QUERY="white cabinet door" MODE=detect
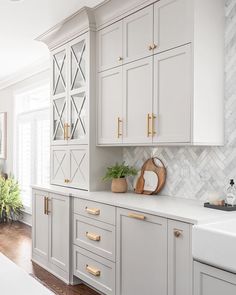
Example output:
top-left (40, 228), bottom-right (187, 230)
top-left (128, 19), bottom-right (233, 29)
top-left (51, 146), bottom-right (69, 186)
top-left (98, 67), bottom-right (123, 144)
top-left (153, 44), bottom-right (191, 143)
top-left (68, 36), bottom-right (89, 144)
top-left (154, 0), bottom-right (192, 53)
top-left (194, 262), bottom-right (236, 295)
top-left (123, 5), bottom-right (153, 64)
top-left (51, 46), bottom-right (68, 145)
top-left (97, 20), bottom-right (123, 72)
top-left (123, 57), bottom-right (153, 144)
top-left (116, 208), bottom-right (167, 295)
top-left (48, 193), bottom-right (70, 272)
top-left (32, 190), bottom-right (49, 261)
top-left (68, 146), bottom-right (89, 190)
top-left (168, 220), bottom-right (192, 295)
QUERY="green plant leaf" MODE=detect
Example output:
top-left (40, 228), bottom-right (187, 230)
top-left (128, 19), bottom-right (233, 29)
top-left (103, 162), bottom-right (137, 181)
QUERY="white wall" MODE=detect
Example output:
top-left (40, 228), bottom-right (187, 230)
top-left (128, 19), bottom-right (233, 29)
top-left (0, 69), bottom-right (50, 175)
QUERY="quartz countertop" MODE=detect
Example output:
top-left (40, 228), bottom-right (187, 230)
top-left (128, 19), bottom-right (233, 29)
top-left (32, 184), bottom-right (236, 225)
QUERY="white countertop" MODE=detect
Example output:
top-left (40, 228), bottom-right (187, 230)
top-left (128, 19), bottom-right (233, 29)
top-left (32, 184), bottom-right (236, 225)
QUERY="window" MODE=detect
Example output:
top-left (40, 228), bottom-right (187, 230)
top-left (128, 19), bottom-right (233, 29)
top-left (14, 83), bottom-right (50, 213)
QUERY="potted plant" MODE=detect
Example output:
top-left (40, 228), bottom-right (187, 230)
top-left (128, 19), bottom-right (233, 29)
top-left (103, 162), bottom-right (137, 193)
top-left (0, 176), bottom-right (23, 223)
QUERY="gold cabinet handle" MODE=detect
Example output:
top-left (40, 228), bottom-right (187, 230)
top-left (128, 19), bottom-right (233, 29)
top-left (86, 232), bottom-right (101, 241)
top-left (152, 43), bottom-right (157, 50)
top-left (85, 207), bottom-right (100, 216)
top-left (117, 117), bottom-right (122, 138)
top-left (64, 179), bottom-right (70, 184)
top-left (152, 114), bottom-right (156, 136)
top-left (44, 197), bottom-right (47, 215)
top-left (64, 123), bottom-right (70, 140)
top-left (86, 265), bottom-right (101, 277)
top-left (148, 44), bottom-right (153, 51)
top-left (118, 56), bottom-right (123, 61)
top-left (147, 113), bottom-right (152, 137)
top-left (128, 213), bottom-right (146, 220)
top-left (174, 229), bottom-right (183, 238)
top-left (46, 197), bottom-right (50, 215)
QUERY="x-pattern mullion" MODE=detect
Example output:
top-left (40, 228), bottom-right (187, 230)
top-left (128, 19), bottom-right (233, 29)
top-left (70, 151), bottom-right (86, 182)
top-left (53, 53), bottom-right (66, 94)
top-left (70, 94), bottom-right (86, 139)
top-left (70, 43), bottom-right (85, 89)
top-left (52, 99), bottom-right (66, 140)
top-left (54, 152), bottom-right (66, 178)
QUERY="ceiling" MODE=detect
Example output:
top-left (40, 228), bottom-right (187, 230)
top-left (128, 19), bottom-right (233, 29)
top-left (0, 0), bottom-right (104, 82)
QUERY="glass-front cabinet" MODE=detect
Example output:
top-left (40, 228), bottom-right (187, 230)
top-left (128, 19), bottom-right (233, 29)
top-left (51, 35), bottom-right (88, 145)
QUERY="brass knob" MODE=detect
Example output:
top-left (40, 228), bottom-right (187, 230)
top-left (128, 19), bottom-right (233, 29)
top-left (118, 56), bottom-right (123, 61)
top-left (148, 44), bottom-right (153, 51)
top-left (174, 230), bottom-right (182, 238)
top-left (152, 43), bottom-right (157, 50)
top-left (64, 179), bottom-right (70, 183)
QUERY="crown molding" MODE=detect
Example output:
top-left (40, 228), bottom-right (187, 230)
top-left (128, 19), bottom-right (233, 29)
top-left (36, 6), bottom-right (96, 50)
top-left (0, 57), bottom-right (49, 91)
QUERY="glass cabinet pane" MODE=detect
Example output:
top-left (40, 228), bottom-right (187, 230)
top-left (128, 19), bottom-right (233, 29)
top-left (69, 92), bottom-right (87, 140)
top-left (70, 40), bottom-right (86, 90)
top-left (53, 50), bottom-right (67, 95)
top-left (52, 96), bottom-right (67, 141)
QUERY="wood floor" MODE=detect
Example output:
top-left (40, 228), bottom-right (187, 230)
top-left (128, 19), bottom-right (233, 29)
top-left (0, 222), bottom-right (99, 295)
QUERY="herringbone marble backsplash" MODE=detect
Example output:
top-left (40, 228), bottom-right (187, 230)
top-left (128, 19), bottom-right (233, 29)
top-left (124, 0), bottom-right (236, 200)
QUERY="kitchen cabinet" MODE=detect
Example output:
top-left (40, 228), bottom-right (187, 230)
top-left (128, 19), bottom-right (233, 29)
top-left (123, 5), bottom-right (153, 64)
top-left (32, 190), bottom-right (49, 262)
top-left (123, 57), bottom-right (153, 144)
top-left (116, 208), bottom-right (168, 295)
top-left (32, 189), bottom-right (70, 283)
top-left (153, 0), bottom-right (192, 53)
top-left (98, 67), bottom-right (123, 144)
top-left (51, 34), bottom-right (88, 146)
top-left (51, 145), bottom-right (89, 190)
top-left (168, 220), bottom-right (192, 295)
top-left (96, 0), bottom-right (224, 146)
top-left (194, 261), bottom-right (236, 295)
top-left (153, 44), bottom-right (191, 143)
top-left (97, 20), bottom-right (123, 72)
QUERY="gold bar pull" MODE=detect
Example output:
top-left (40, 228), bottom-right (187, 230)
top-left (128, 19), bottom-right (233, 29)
top-left (44, 197), bottom-right (47, 215)
top-left (86, 265), bottom-right (101, 277)
top-left (174, 229), bottom-right (183, 238)
top-left (46, 197), bottom-right (50, 215)
top-left (85, 207), bottom-right (101, 216)
top-left (147, 113), bottom-right (152, 137)
top-left (63, 123), bottom-right (67, 140)
top-left (117, 117), bottom-right (122, 138)
top-left (86, 232), bottom-right (101, 241)
top-left (128, 213), bottom-right (146, 220)
top-left (152, 114), bottom-right (156, 136)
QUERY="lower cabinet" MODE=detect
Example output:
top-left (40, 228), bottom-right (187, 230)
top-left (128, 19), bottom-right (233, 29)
top-left (168, 220), bottom-right (192, 295)
top-left (194, 261), bottom-right (236, 295)
top-left (116, 208), bottom-right (168, 295)
top-left (32, 189), bottom-right (70, 283)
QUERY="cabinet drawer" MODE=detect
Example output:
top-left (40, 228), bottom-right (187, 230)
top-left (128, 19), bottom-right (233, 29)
top-left (73, 214), bottom-right (115, 261)
top-left (73, 198), bottom-right (116, 225)
top-left (73, 246), bottom-right (115, 295)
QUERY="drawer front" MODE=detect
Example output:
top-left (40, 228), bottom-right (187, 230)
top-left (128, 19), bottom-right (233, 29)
top-left (73, 198), bottom-right (116, 225)
top-left (73, 214), bottom-right (115, 261)
top-left (73, 246), bottom-right (115, 295)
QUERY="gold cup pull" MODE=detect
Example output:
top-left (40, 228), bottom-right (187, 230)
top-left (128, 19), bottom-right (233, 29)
top-left (147, 113), bottom-right (152, 137)
top-left (86, 265), bottom-right (101, 277)
top-left (85, 207), bottom-right (101, 216)
top-left (152, 114), bottom-right (156, 136)
top-left (174, 229), bottom-right (183, 238)
top-left (86, 232), bottom-right (101, 241)
top-left (117, 117), bottom-right (122, 138)
top-left (128, 212), bottom-right (146, 220)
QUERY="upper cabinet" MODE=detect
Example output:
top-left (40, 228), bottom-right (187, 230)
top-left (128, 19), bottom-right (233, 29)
top-left (51, 35), bottom-right (89, 146)
top-left (97, 0), bottom-right (224, 146)
top-left (97, 20), bottom-right (123, 72)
